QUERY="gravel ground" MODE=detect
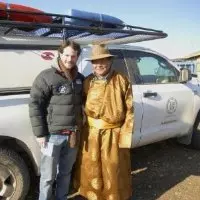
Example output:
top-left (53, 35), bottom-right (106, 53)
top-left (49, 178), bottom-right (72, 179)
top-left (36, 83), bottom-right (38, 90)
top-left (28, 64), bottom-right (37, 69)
top-left (27, 140), bottom-right (200, 200)
top-left (131, 140), bottom-right (200, 200)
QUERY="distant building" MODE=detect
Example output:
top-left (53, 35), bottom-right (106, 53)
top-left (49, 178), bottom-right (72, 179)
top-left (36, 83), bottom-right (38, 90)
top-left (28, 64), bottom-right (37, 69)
top-left (184, 51), bottom-right (200, 73)
top-left (172, 51), bottom-right (200, 79)
top-left (184, 51), bottom-right (200, 60)
top-left (172, 59), bottom-right (196, 73)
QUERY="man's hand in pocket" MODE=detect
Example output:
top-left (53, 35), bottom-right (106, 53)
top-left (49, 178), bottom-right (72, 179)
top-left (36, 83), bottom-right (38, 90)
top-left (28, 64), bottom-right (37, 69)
top-left (36, 137), bottom-right (47, 148)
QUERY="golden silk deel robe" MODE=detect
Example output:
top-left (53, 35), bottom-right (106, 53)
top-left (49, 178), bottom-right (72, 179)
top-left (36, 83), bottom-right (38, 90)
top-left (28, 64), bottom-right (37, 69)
top-left (74, 71), bottom-right (134, 200)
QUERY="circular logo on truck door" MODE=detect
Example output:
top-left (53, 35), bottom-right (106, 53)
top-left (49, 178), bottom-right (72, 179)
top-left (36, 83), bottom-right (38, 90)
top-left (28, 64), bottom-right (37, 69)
top-left (166, 97), bottom-right (178, 114)
top-left (41, 52), bottom-right (55, 60)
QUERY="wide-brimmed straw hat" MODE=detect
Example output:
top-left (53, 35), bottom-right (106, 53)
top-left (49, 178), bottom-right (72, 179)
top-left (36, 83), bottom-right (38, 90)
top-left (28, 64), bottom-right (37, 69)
top-left (86, 44), bottom-right (115, 61)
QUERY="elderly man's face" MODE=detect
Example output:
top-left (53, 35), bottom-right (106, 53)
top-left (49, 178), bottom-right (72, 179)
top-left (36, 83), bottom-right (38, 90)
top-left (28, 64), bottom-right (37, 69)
top-left (92, 57), bottom-right (112, 76)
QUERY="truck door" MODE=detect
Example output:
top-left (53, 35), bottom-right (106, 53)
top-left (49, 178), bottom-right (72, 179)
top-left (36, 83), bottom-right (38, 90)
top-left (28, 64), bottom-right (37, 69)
top-left (123, 50), bottom-right (194, 147)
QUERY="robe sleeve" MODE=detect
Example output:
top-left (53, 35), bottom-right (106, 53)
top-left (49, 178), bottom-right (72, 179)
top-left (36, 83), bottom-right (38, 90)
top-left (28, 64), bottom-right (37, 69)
top-left (82, 75), bottom-right (93, 125)
top-left (119, 82), bottom-right (134, 148)
top-left (83, 74), bottom-right (94, 103)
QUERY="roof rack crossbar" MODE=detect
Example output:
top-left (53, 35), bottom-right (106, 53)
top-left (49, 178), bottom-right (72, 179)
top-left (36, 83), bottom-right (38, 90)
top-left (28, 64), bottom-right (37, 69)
top-left (0, 8), bottom-right (166, 33)
top-left (126, 25), bottom-right (163, 33)
top-left (3, 27), bottom-right (14, 35)
top-left (0, 20), bottom-right (167, 36)
top-left (0, 8), bottom-right (168, 44)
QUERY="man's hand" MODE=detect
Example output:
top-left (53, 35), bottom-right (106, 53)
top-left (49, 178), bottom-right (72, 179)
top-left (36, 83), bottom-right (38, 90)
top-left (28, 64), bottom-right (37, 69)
top-left (36, 137), bottom-right (47, 148)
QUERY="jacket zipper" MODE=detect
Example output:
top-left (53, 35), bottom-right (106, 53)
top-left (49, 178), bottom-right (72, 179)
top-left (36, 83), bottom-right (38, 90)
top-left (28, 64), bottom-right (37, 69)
top-left (72, 81), bottom-right (76, 128)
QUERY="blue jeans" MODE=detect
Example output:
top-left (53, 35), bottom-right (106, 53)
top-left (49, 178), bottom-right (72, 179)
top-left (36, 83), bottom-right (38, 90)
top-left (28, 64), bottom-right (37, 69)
top-left (39, 135), bottom-right (78, 200)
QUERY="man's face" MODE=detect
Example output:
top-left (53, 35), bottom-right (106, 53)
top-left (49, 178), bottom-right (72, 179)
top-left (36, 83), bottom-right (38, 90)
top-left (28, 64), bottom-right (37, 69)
top-left (92, 57), bottom-right (112, 76)
top-left (60, 46), bottom-right (79, 70)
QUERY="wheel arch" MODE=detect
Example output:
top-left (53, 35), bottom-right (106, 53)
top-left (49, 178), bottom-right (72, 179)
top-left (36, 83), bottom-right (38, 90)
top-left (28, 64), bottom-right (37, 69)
top-left (177, 109), bottom-right (200, 146)
top-left (0, 136), bottom-right (39, 176)
top-left (193, 109), bottom-right (200, 129)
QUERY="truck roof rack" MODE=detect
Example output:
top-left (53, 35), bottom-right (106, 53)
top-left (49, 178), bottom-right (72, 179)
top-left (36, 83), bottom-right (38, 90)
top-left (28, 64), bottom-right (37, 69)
top-left (0, 9), bottom-right (167, 45)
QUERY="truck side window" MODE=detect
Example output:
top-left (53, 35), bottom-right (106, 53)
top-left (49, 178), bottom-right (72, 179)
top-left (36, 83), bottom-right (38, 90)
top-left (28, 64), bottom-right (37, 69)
top-left (123, 50), bottom-right (179, 85)
top-left (109, 49), bottom-right (128, 77)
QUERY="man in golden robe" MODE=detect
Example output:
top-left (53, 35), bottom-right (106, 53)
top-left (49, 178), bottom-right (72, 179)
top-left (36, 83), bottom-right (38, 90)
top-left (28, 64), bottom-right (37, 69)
top-left (74, 44), bottom-right (134, 200)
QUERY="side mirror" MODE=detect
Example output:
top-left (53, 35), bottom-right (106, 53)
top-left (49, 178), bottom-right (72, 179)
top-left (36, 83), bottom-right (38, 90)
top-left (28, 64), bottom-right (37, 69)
top-left (179, 68), bottom-right (192, 83)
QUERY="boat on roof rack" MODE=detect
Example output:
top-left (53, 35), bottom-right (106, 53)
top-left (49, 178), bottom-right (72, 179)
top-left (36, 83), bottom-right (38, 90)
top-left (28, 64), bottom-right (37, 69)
top-left (0, 2), bottom-right (52, 24)
top-left (0, 5), bottom-right (168, 45)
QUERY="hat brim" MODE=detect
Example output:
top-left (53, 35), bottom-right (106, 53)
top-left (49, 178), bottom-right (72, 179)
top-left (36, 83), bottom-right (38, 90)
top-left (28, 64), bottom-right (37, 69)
top-left (86, 54), bottom-right (115, 61)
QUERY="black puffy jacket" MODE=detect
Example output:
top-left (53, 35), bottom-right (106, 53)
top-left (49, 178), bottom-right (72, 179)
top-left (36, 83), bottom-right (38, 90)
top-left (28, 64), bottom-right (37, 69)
top-left (29, 66), bottom-right (84, 137)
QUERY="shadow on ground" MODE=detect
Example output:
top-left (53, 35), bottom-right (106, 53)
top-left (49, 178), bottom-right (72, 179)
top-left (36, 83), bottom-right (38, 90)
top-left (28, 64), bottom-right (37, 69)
top-left (131, 140), bottom-right (200, 200)
top-left (26, 139), bottom-right (200, 200)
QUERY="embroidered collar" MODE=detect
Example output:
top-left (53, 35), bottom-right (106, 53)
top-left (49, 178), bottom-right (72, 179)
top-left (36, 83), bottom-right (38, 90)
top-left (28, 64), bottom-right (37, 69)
top-left (92, 68), bottom-right (114, 82)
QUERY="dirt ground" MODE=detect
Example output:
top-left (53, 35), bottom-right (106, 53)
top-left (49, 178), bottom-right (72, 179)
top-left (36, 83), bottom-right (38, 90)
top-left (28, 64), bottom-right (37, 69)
top-left (27, 139), bottom-right (200, 200)
top-left (131, 140), bottom-right (200, 200)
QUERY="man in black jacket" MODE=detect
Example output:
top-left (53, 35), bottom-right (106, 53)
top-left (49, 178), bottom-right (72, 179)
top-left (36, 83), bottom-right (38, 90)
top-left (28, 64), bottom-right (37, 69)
top-left (29, 40), bottom-right (84, 200)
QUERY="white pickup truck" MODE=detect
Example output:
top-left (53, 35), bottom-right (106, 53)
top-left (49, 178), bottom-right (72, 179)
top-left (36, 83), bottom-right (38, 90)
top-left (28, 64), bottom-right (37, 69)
top-left (1, 9), bottom-right (200, 200)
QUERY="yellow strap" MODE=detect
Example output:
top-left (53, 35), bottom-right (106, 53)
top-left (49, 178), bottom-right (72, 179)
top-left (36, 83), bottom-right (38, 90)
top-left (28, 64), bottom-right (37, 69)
top-left (87, 116), bottom-right (121, 129)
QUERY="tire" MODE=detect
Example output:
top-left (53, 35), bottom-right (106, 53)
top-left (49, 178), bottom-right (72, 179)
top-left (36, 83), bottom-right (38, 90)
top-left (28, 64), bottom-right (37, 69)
top-left (0, 147), bottom-right (30, 200)
top-left (191, 119), bottom-right (200, 149)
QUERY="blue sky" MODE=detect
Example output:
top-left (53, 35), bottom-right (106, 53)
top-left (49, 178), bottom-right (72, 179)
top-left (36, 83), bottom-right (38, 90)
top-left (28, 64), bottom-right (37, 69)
top-left (2, 0), bottom-right (200, 58)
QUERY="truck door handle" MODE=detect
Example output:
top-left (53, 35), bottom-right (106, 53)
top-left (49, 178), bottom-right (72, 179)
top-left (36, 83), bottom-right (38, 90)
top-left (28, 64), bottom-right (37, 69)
top-left (143, 92), bottom-right (158, 98)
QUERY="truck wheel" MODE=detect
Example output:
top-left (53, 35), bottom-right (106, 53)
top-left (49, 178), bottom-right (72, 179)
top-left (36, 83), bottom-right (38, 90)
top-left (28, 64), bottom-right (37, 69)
top-left (0, 148), bottom-right (30, 200)
top-left (191, 119), bottom-right (200, 149)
